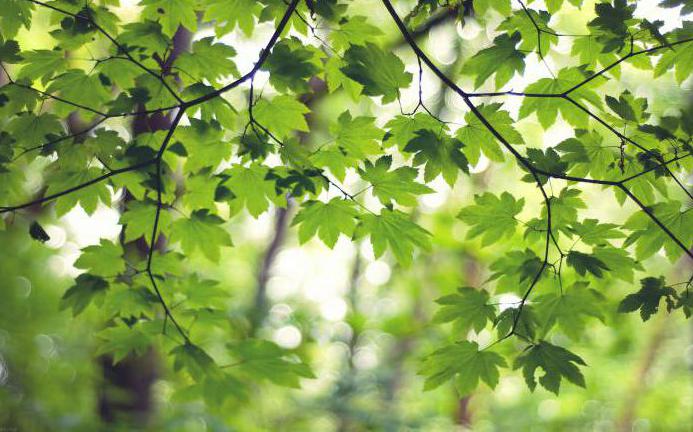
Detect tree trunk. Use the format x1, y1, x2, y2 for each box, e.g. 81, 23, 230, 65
97, 25, 192, 427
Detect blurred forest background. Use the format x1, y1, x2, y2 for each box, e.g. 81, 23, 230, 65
1, 0, 692, 431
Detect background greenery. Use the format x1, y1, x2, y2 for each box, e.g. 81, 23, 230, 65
0, 0, 692, 431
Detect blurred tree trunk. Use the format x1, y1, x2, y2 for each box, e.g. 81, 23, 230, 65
616, 314, 670, 432
249, 203, 292, 334
335, 249, 362, 432
248, 77, 326, 335
98, 26, 192, 427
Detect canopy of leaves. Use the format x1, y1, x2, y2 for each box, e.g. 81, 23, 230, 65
0, 0, 691, 425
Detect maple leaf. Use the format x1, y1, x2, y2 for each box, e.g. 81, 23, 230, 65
618, 276, 678, 321
356, 209, 431, 267
458, 192, 525, 246
292, 198, 359, 248
420, 341, 506, 396
514, 341, 587, 394
359, 155, 433, 206
461, 32, 525, 89
341, 43, 413, 103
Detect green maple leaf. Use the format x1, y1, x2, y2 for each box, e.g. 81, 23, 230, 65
458, 192, 525, 246
655, 39, 693, 84
587, 0, 636, 52
103, 283, 156, 319
171, 343, 216, 380
519, 67, 603, 128
45, 168, 112, 216
567, 250, 610, 277
120, 200, 172, 244
309, 146, 352, 182
522, 147, 568, 185
571, 36, 620, 71
592, 246, 641, 283
455, 103, 524, 165
384, 112, 447, 150
176, 37, 238, 85
404, 129, 469, 186
498, 9, 558, 55
356, 209, 431, 267
605, 90, 650, 123
176, 119, 231, 173
74, 240, 126, 277
433, 287, 496, 334
17, 49, 66, 83
331, 110, 384, 160
116, 21, 171, 57
544, 188, 586, 235
341, 43, 413, 103
253, 95, 310, 139
228, 340, 315, 388
174, 275, 227, 309
141, 0, 197, 37
329, 16, 384, 51
223, 163, 284, 218
0, 0, 34, 39
263, 38, 321, 93
554, 130, 618, 180
97, 322, 154, 363
61, 274, 108, 316
182, 84, 237, 129
182, 173, 219, 210
461, 32, 525, 89
495, 305, 540, 339
170, 209, 232, 261
203, 0, 260, 36
420, 341, 506, 396
0, 38, 21, 63
618, 276, 678, 321
568, 218, 624, 245
46, 69, 111, 117
514, 340, 586, 394
0, 81, 39, 116
324, 56, 362, 100
535, 283, 604, 340
82, 130, 126, 164
358, 155, 433, 207
6, 112, 63, 147
292, 198, 359, 248
623, 201, 692, 261
474, 0, 511, 16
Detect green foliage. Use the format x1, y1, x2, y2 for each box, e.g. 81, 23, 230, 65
432, 287, 496, 334
359, 155, 433, 206
420, 341, 506, 396
461, 33, 525, 89
404, 129, 469, 186
457, 192, 524, 246
356, 209, 431, 267
566, 250, 609, 278
514, 341, 586, 394
618, 276, 678, 321
341, 43, 413, 103
1, 0, 691, 425
455, 103, 524, 164
170, 210, 232, 261
61, 274, 108, 316
74, 240, 126, 277
292, 198, 358, 247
